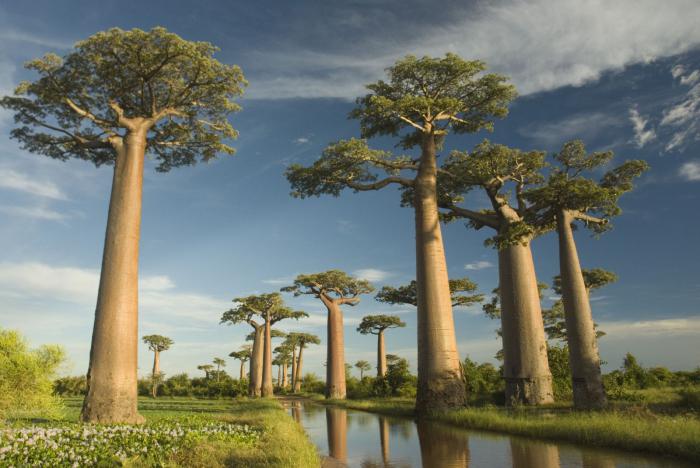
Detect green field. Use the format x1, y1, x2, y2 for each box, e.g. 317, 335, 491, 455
1, 397, 320, 467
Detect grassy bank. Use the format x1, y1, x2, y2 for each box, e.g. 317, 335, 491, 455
4, 397, 320, 467
318, 396, 700, 462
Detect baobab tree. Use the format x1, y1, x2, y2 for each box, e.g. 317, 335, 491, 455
357, 315, 406, 377
274, 343, 293, 388
0, 27, 246, 423
287, 332, 321, 393
525, 140, 648, 408
141, 335, 173, 398
286, 54, 514, 413
355, 360, 371, 380
282, 270, 373, 399
197, 364, 214, 380
439, 141, 554, 405
222, 294, 304, 397
212, 357, 226, 383
229, 346, 252, 381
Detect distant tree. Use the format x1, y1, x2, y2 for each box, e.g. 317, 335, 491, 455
283, 271, 373, 399
355, 360, 372, 380
0, 27, 245, 423
526, 140, 648, 408
212, 357, 226, 383
229, 345, 252, 381
285, 332, 321, 392
287, 54, 514, 414
357, 315, 406, 377
197, 364, 214, 380
273, 343, 293, 388
142, 335, 173, 398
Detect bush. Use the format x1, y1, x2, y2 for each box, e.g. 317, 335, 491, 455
0, 328, 65, 419
679, 387, 700, 410
53, 376, 87, 396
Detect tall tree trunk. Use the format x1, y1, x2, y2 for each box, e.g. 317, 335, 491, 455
291, 345, 297, 391
377, 330, 387, 377
379, 417, 390, 464
510, 439, 560, 468
262, 316, 274, 397
326, 407, 348, 463
81, 131, 147, 424
557, 210, 607, 408
414, 133, 466, 414
239, 360, 244, 381
283, 362, 288, 388
294, 345, 304, 393
151, 350, 160, 399
325, 301, 346, 399
249, 326, 264, 397
277, 364, 281, 387
498, 240, 554, 405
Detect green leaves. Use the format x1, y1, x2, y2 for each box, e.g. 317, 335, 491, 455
357, 315, 406, 335
281, 270, 374, 301
375, 278, 483, 308
1, 27, 246, 171
221, 293, 306, 325
142, 334, 174, 352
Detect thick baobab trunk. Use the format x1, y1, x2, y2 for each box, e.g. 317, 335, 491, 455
326, 407, 348, 463
283, 362, 289, 388
557, 210, 607, 408
377, 330, 387, 377
249, 326, 264, 397
291, 346, 297, 391
414, 134, 466, 414
262, 317, 274, 397
499, 240, 554, 406
294, 346, 304, 393
325, 301, 346, 399
81, 131, 147, 424
379, 417, 390, 464
151, 351, 160, 398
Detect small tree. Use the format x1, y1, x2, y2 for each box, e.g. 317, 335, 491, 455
0, 27, 246, 423
141, 334, 173, 398
229, 346, 252, 381
357, 315, 406, 377
273, 343, 293, 388
212, 357, 226, 383
285, 332, 321, 393
355, 360, 372, 380
282, 270, 373, 399
197, 364, 214, 380
286, 54, 515, 414
526, 140, 648, 408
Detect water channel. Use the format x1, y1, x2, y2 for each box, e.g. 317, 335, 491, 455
281, 399, 693, 468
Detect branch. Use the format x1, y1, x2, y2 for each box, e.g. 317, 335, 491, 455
397, 114, 426, 132
64, 98, 115, 130
347, 176, 414, 191
572, 211, 607, 226
441, 204, 499, 229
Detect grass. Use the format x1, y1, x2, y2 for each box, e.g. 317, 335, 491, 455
316, 392, 700, 463
5, 397, 320, 467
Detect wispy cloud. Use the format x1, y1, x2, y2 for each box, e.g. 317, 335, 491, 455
599, 316, 700, 338
464, 260, 493, 271
0, 168, 67, 199
660, 65, 700, 151
629, 108, 656, 148
679, 160, 700, 181
353, 268, 392, 282
520, 112, 623, 146
262, 276, 295, 285
294, 137, 310, 144
0, 204, 68, 221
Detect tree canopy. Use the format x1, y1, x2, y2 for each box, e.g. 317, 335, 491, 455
0, 27, 246, 171
284, 332, 321, 349
357, 315, 406, 335
221, 293, 307, 325
228, 347, 251, 362
281, 270, 374, 305
142, 335, 173, 353
375, 278, 484, 308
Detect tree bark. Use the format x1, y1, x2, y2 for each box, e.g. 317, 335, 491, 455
377, 330, 387, 377
291, 345, 297, 391
498, 240, 554, 406
239, 360, 244, 381
283, 362, 289, 388
414, 134, 466, 415
277, 364, 281, 387
326, 407, 348, 463
557, 210, 607, 408
325, 301, 346, 399
81, 130, 147, 424
262, 315, 274, 397
294, 345, 304, 393
249, 325, 264, 397
151, 350, 160, 399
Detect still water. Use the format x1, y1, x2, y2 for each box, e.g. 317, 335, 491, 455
281, 399, 693, 468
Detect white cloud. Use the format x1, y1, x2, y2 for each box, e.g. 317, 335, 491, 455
679, 160, 700, 181
0, 169, 66, 199
681, 70, 700, 86
599, 316, 700, 338
0, 30, 74, 50
294, 137, 310, 144
245, 0, 700, 99
660, 66, 700, 151
464, 260, 493, 271
629, 108, 656, 148
353, 268, 392, 282
262, 276, 295, 285
520, 112, 623, 146
0, 204, 68, 221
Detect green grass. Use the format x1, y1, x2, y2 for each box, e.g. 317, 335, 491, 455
5, 397, 320, 467
317, 395, 700, 463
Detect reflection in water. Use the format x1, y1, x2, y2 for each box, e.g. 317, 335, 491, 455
327, 406, 348, 463
379, 417, 390, 464
581, 452, 617, 468
417, 420, 469, 467
292, 402, 302, 423
511, 439, 560, 468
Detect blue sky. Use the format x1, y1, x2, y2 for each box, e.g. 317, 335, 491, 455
0, 0, 699, 379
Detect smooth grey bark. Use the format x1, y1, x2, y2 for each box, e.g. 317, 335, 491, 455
414, 134, 466, 414
325, 300, 346, 399
557, 210, 607, 408
377, 330, 387, 377
499, 241, 554, 405
81, 130, 147, 424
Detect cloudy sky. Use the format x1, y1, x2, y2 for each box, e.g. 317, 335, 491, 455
0, 0, 699, 379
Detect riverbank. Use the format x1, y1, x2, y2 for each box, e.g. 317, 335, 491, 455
3, 397, 320, 467
317, 396, 700, 463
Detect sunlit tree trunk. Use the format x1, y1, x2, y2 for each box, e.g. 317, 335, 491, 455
326, 407, 348, 463
262, 314, 274, 397
499, 240, 554, 406
377, 330, 387, 377
81, 130, 147, 424
414, 134, 466, 414
151, 350, 160, 398
557, 210, 607, 408
294, 346, 305, 393
291, 345, 297, 391
249, 326, 264, 397
325, 300, 346, 399
283, 362, 289, 388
